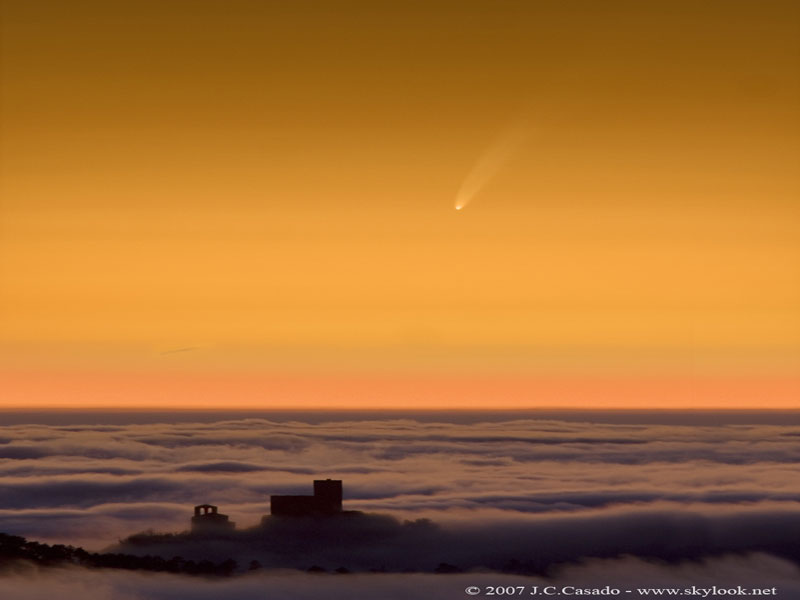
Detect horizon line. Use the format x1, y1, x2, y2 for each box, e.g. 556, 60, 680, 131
2, 406, 799, 413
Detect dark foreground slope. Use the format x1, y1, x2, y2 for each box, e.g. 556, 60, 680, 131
0, 532, 237, 576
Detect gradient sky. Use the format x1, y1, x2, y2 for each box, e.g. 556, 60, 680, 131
1, 1, 798, 408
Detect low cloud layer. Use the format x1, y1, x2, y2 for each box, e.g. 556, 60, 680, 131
102, 503, 800, 574
0, 415, 799, 551
2, 554, 799, 600
2, 413, 800, 598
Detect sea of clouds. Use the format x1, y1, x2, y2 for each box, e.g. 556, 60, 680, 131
3, 554, 800, 600
1, 413, 799, 597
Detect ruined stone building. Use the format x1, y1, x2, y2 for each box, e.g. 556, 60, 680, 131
189, 479, 345, 533
190, 504, 235, 534
270, 479, 343, 516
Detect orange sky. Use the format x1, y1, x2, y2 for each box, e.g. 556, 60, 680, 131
1, 1, 798, 408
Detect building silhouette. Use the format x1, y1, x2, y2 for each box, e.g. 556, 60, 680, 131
191, 504, 235, 534
270, 479, 343, 516
189, 480, 345, 532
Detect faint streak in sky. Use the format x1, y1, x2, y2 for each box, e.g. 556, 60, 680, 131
159, 347, 199, 356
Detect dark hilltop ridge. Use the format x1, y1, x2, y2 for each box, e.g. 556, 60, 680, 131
3, 480, 800, 577
114, 479, 800, 575
117, 479, 450, 573
189, 478, 349, 536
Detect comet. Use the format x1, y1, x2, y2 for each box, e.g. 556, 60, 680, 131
454, 122, 529, 211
